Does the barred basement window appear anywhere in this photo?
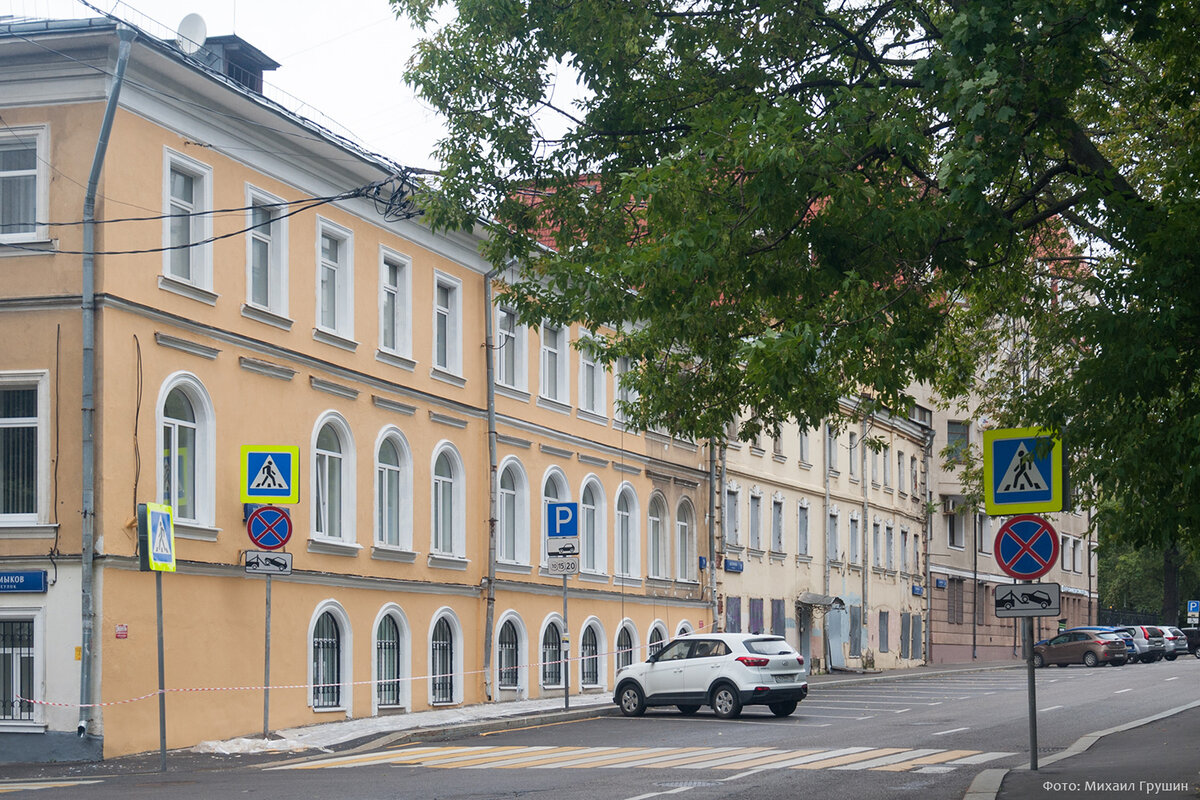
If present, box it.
[616,627,634,669]
[432,617,454,703]
[376,616,402,707]
[312,612,341,709]
[649,627,665,656]
[498,620,519,690]
[581,627,599,686]
[0,620,34,721]
[541,625,562,687]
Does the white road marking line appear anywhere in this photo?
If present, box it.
[1165,677,1179,682]
[1041,705,1063,712]
[1115,688,1133,694]
[894,708,911,714]
[606,748,741,769]
[948,752,1016,765]
[832,749,942,770]
[932,727,969,736]
[678,749,785,769]
[929,701,943,705]
[623,786,692,800]
[916,766,956,774]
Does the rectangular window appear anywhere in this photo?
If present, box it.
[948,578,964,624]
[163,150,213,288]
[886,525,895,570]
[771,499,784,552]
[849,432,858,478]
[872,523,881,567]
[849,518,859,564]
[975,582,986,625]
[578,337,604,414]
[797,504,809,555]
[1073,539,1082,572]
[748,598,764,635]
[871,447,879,484]
[0,618,36,721]
[913,534,921,574]
[910,456,919,498]
[947,421,970,462]
[496,307,523,389]
[901,529,909,571]
[948,513,964,549]
[0,374,46,522]
[316,220,353,338]
[1061,536,1070,570]
[897,450,906,493]
[849,604,862,657]
[540,323,566,402]
[798,430,809,463]
[1,126,48,243]
[724,489,739,547]
[827,513,838,561]
[433,274,461,373]
[379,249,411,357]
[882,444,892,486]
[826,424,838,472]
[771,598,786,637]
[614,357,636,422]
[245,187,288,316]
[749,495,761,550]
[725,596,742,633]
[879,611,890,653]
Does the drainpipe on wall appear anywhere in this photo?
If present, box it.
[823,424,832,674]
[481,267,501,701]
[718,442,727,631]
[79,25,136,738]
[972,509,978,659]
[708,439,718,630]
[922,426,934,666]
[860,415,869,650]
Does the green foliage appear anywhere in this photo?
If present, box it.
[394,0,1200,550]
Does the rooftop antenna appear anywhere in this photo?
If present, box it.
[175,13,207,55]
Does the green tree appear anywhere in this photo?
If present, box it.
[394,0,1200,549]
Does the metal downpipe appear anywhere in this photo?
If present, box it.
[79,25,136,738]
[482,268,500,700]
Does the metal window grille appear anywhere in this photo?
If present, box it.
[376,616,402,707]
[312,612,341,709]
[432,618,454,703]
[616,628,634,669]
[649,628,664,656]
[581,627,599,685]
[541,626,562,687]
[498,621,519,689]
[0,620,34,720]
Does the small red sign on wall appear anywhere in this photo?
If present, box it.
[115,624,128,639]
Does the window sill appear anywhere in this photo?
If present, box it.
[536,396,572,416]
[312,706,348,714]
[495,384,531,403]
[0,523,58,539]
[241,304,294,331]
[496,561,533,575]
[772,454,787,464]
[312,328,359,352]
[749,446,765,457]
[795,554,813,564]
[577,571,610,584]
[428,553,469,570]
[0,238,55,256]
[646,576,672,587]
[0,721,46,733]
[797,460,812,469]
[307,538,362,556]
[371,546,418,563]
[175,522,220,542]
[576,408,608,426]
[769,550,787,563]
[725,544,744,554]
[158,275,217,305]
[613,575,643,588]
[431,367,466,388]
[375,350,416,372]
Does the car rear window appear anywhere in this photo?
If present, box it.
[744,638,798,656]
[1144,627,1163,637]
[1095,633,1120,640]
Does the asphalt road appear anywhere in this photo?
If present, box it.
[3,657,1197,800]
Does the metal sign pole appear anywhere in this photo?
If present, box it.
[1024,614,1038,771]
[156,570,167,772]
[263,574,272,739]
[563,575,569,711]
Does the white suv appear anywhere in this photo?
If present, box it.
[612,633,808,719]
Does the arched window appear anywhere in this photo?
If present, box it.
[312,611,341,708]
[433,452,454,554]
[649,626,666,656]
[376,437,403,547]
[431,616,454,703]
[581,482,601,572]
[616,626,634,669]
[157,374,214,526]
[499,466,519,562]
[581,625,599,686]
[376,615,402,707]
[676,501,695,581]
[648,496,667,578]
[541,624,563,687]
[616,488,638,577]
[315,423,344,539]
[498,620,519,690]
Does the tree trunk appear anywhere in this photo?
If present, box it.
[1162,545,1181,625]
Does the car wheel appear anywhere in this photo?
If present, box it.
[676,705,701,716]
[1032,653,1045,668]
[711,684,743,719]
[769,701,798,717]
[1110,659,1125,667]
[1165,654,1177,661]
[618,684,646,717]
[1083,651,1099,668]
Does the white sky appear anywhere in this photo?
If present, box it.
[6,0,449,169]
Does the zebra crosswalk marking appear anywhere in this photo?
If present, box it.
[712,749,821,770]
[601,747,738,769]
[874,749,978,771]
[0,781,103,794]
[277,744,476,770]
[834,748,943,770]
[677,748,777,769]
[476,746,586,768]
[422,746,535,767]
[539,746,646,768]
[947,751,1015,765]
[792,747,907,769]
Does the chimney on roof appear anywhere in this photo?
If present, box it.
[196,34,280,94]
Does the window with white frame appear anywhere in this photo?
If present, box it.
[648,626,666,655]
[581,481,604,573]
[849,516,860,564]
[749,493,762,550]
[541,470,569,565]
[798,429,810,463]
[849,432,859,478]
[375,431,412,550]
[314,418,354,541]
[0,373,48,523]
[882,444,892,486]
[316,220,353,338]
[872,522,881,567]
[496,306,525,389]
[433,274,462,373]
[498,462,529,563]
[157,375,214,527]
[901,529,909,571]
[826,424,839,472]
[541,623,563,687]
[0,615,36,721]
[0,126,48,243]
[724,488,739,547]
[647,496,668,578]
[946,420,970,463]
[797,502,809,555]
[913,533,921,573]
[614,357,636,423]
[616,626,635,669]
[430,616,456,704]
[379,249,411,357]
[1061,536,1070,570]
[771,497,784,552]
[676,500,695,580]
[1073,538,1082,572]
[886,525,895,569]
[578,336,605,415]
[897,450,906,493]
[311,608,346,710]
[581,624,600,686]
[375,614,404,708]
[432,448,464,557]
[497,619,519,690]
[827,511,839,561]
[245,188,287,316]
[616,488,638,577]
[947,512,964,549]
[540,322,567,402]
[910,455,919,497]
[163,150,213,288]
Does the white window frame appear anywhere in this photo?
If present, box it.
[886,524,895,570]
[155,373,216,528]
[162,148,213,289]
[849,432,858,478]
[307,601,352,712]
[0,607,45,727]
[872,522,882,567]
[540,468,571,567]
[494,613,527,694]
[724,486,740,547]
[497,458,530,565]
[371,605,411,713]
[379,247,412,359]
[797,500,810,556]
[882,444,892,487]
[311,413,356,545]
[749,492,762,550]
[676,499,696,581]
[614,357,637,423]
[373,427,413,551]
[433,272,463,375]
[580,478,607,575]
[577,335,605,417]
[647,495,669,579]
[539,322,568,403]
[849,515,860,564]
[771,496,784,553]
[244,185,289,317]
[0,371,50,526]
[901,528,910,571]
[427,609,464,705]
[431,443,466,559]
[0,125,49,244]
[897,450,906,493]
[316,218,354,340]
[826,424,839,472]
[495,305,527,390]
[615,485,640,578]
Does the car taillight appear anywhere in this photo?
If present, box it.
[796,655,805,667]
[736,656,770,667]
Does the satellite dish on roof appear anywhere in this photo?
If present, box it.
[175,13,207,55]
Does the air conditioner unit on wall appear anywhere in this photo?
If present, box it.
[943,497,960,515]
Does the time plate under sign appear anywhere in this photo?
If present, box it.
[546,556,579,575]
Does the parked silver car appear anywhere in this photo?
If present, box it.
[1161,626,1189,660]
[1114,625,1166,663]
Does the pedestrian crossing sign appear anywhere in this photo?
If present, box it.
[240,446,300,504]
[137,502,176,572]
[983,427,1065,515]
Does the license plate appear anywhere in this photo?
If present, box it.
[775,674,797,683]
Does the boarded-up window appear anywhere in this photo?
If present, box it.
[725,596,742,633]
[771,598,786,637]
[849,604,862,656]
[749,598,764,634]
